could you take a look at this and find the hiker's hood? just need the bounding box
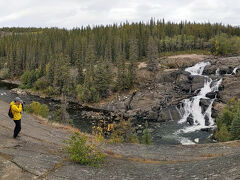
[10,101,16,106]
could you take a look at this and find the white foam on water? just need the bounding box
[185,61,210,76]
[179,137,195,145]
[233,66,240,74]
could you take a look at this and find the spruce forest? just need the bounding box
[1,19,240,103]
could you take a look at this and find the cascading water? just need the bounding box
[233,66,240,74]
[176,61,222,144]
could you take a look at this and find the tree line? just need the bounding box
[0,19,240,103]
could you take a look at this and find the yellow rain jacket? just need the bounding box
[10,101,22,120]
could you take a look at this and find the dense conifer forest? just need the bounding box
[0,19,240,103]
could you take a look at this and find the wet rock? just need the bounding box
[219,66,232,75]
[157,106,181,122]
[193,89,201,95]
[174,72,192,93]
[234,68,240,74]
[191,76,205,92]
[187,114,194,125]
[206,92,217,99]
[199,98,211,113]
[218,84,224,91]
[158,109,170,122]
[201,127,211,132]
[178,83,191,93]
[170,106,182,121]
[209,75,219,81]
[203,65,217,75]
[205,116,210,126]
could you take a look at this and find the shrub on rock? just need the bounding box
[65,132,105,166]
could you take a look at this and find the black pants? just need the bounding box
[13,119,21,138]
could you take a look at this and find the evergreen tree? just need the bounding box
[214,124,230,142]
[147,36,158,72]
[128,36,138,87]
[53,53,71,94]
[115,51,131,91]
[231,108,240,140]
[94,61,112,98]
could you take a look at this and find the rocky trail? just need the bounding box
[1,100,240,179]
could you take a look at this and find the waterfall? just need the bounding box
[176,61,222,144]
[233,66,240,74]
[185,61,210,76]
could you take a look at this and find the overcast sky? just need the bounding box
[0,0,239,28]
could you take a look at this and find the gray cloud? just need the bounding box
[0,0,239,28]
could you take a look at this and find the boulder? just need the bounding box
[157,106,181,122]
[204,115,210,126]
[199,98,212,113]
[191,76,205,92]
[219,66,233,75]
[156,70,177,83]
[158,109,171,122]
[176,74,189,83]
[201,128,211,132]
[187,114,194,125]
[178,83,191,93]
[206,92,217,99]
[203,66,217,75]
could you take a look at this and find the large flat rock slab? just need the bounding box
[0,156,35,180]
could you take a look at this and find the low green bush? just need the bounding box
[141,121,152,145]
[34,77,49,91]
[39,104,49,118]
[65,132,105,166]
[25,101,49,118]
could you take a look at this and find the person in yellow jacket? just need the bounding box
[10,97,23,138]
